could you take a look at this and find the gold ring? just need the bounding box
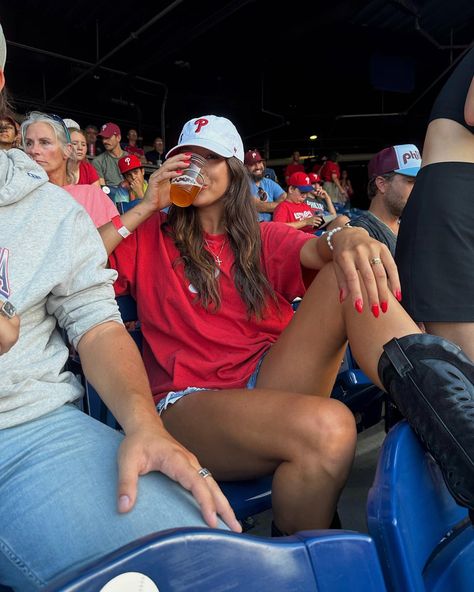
[370,257,382,266]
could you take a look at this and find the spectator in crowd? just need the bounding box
[118,154,148,201]
[319,152,348,207]
[84,123,103,155]
[69,128,101,187]
[305,173,337,216]
[22,112,119,228]
[0,114,18,150]
[146,136,165,166]
[93,122,128,187]
[351,145,420,256]
[396,47,474,361]
[340,169,354,201]
[244,149,285,221]
[312,155,327,175]
[274,172,324,232]
[103,112,474,537]
[0,26,239,592]
[284,150,305,184]
[124,128,146,163]
[263,160,278,183]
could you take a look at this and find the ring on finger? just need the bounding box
[198,467,212,479]
[370,257,382,266]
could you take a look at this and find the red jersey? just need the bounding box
[273,201,316,233]
[124,144,145,158]
[319,160,340,182]
[109,214,315,402]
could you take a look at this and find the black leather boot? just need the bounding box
[378,334,474,511]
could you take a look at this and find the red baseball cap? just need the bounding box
[118,154,143,174]
[244,149,264,165]
[288,172,313,192]
[98,122,121,138]
[308,172,322,184]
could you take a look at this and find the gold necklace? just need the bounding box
[204,238,227,267]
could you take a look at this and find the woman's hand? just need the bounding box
[117,419,242,533]
[143,153,193,211]
[0,303,20,355]
[329,227,401,316]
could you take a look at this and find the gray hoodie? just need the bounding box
[0,149,122,428]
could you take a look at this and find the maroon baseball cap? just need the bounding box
[244,149,264,165]
[98,122,121,138]
[288,172,313,192]
[368,144,421,179]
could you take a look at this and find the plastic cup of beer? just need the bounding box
[170,153,206,207]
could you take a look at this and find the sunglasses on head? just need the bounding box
[47,114,71,143]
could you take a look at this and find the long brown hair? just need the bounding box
[166,157,276,319]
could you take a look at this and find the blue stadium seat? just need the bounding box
[367,420,473,592]
[45,528,387,592]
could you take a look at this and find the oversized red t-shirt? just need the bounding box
[273,201,316,233]
[284,163,305,180]
[109,214,315,402]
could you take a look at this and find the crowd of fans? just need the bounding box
[2,17,474,591]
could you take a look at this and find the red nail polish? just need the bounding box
[371,304,380,318]
[176,169,183,175]
[381,301,388,313]
[355,299,363,313]
[184,152,192,156]
[395,290,402,302]
[339,289,344,303]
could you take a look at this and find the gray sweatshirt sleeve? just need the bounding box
[47,206,123,348]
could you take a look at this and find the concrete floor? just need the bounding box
[245,420,386,537]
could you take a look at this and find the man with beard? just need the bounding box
[244,149,285,221]
[351,144,421,256]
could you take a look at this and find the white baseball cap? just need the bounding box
[166,115,244,162]
[0,25,6,70]
[63,118,81,130]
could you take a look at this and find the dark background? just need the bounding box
[1,0,474,205]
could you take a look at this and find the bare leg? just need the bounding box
[162,389,356,533]
[425,322,474,361]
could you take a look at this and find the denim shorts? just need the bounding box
[156,353,266,415]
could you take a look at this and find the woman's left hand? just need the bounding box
[330,227,401,314]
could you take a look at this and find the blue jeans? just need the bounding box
[0,405,218,591]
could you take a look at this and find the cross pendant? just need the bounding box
[215,255,222,266]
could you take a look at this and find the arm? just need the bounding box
[283,215,322,230]
[0,309,20,355]
[464,76,474,125]
[299,225,400,313]
[77,322,241,532]
[331,172,348,198]
[315,187,337,215]
[98,153,191,255]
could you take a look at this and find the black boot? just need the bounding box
[378,334,474,511]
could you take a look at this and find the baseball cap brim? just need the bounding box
[394,166,420,177]
[295,184,313,192]
[166,137,235,160]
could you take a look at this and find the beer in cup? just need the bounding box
[170,153,206,207]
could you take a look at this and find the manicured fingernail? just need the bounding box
[381,301,388,313]
[176,169,183,175]
[339,289,344,303]
[118,495,130,512]
[355,299,363,313]
[371,304,380,318]
[183,160,191,166]
[184,152,192,156]
[395,290,402,302]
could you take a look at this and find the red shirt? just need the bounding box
[109,214,315,402]
[319,160,340,182]
[284,163,305,180]
[78,160,100,185]
[124,144,145,158]
[273,201,316,233]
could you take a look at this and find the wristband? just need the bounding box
[111,215,131,239]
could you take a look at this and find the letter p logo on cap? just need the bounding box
[194,118,209,134]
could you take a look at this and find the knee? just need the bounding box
[293,398,357,471]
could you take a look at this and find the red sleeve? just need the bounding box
[259,222,316,300]
[272,202,290,223]
[108,232,138,297]
[79,161,100,184]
